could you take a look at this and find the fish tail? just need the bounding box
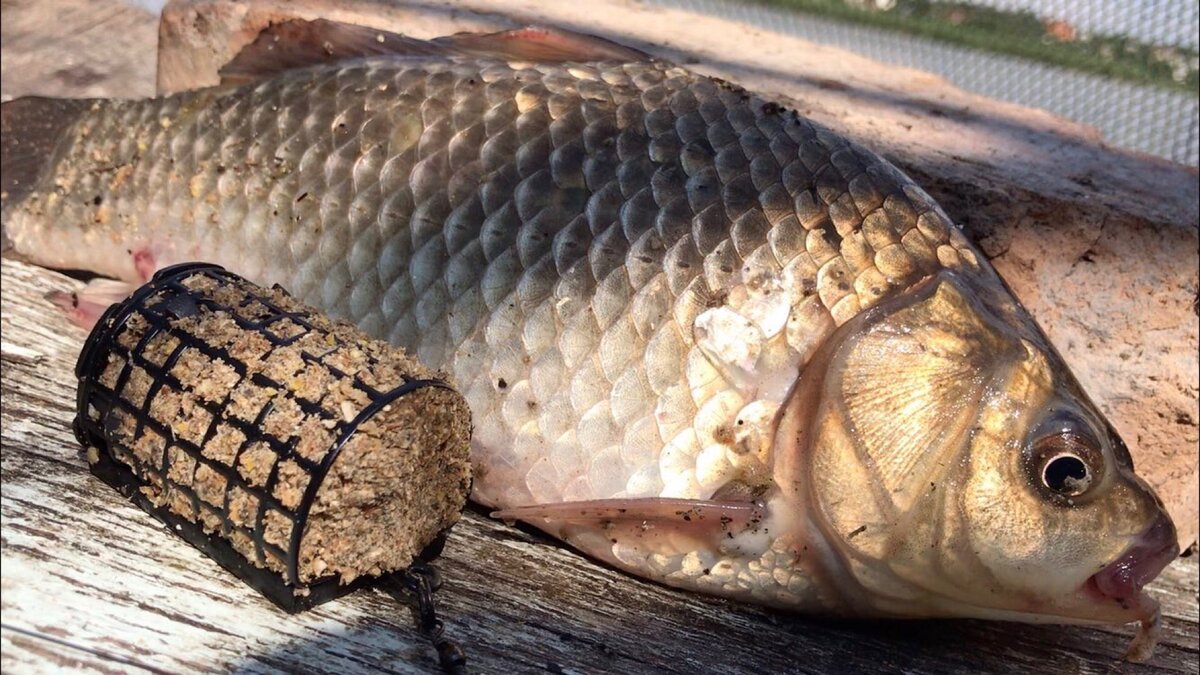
[1,96,94,254]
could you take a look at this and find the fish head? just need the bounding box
[774,269,1177,628]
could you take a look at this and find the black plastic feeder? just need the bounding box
[73,263,473,671]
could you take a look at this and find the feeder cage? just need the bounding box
[73,263,473,612]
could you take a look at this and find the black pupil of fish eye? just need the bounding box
[1043,454,1089,493]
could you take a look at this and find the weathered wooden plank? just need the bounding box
[4,257,1197,674]
[0,0,157,99]
[0,626,163,675]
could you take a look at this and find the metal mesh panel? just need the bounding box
[964,1,1198,50]
[652,0,1200,166]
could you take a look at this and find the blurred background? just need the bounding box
[89,0,1200,166]
[647,0,1199,166]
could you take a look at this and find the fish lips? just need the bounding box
[1085,516,1178,613]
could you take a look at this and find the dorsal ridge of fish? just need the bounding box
[218,18,656,87]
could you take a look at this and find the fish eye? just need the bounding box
[1026,412,1105,503]
[1042,453,1090,495]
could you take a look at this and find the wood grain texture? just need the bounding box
[1,0,1197,672]
[2,256,1199,671]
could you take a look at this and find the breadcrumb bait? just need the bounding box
[76,264,473,591]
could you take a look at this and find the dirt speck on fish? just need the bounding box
[0,17,1178,660]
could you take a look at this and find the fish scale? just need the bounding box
[7,54,980,601]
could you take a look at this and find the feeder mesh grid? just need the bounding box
[75,264,471,603]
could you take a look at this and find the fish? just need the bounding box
[0,18,1179,659]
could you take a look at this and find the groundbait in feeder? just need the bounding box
[73,263,473,668]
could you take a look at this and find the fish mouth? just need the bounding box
[1083,516,1178,616]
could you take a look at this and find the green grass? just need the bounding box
[748,0,1199,94]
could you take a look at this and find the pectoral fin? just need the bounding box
[493,498,769,568]
[47,278,137,329]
